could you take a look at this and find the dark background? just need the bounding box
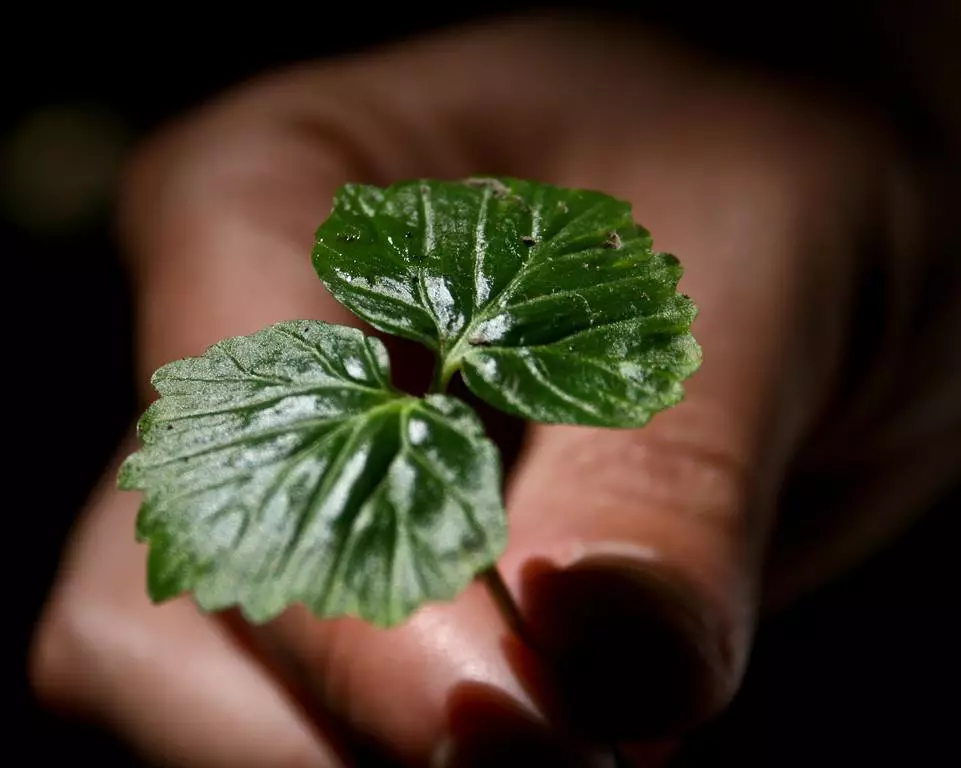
[7,4,958,765]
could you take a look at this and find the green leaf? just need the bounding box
[118,320,506,626]
[313,177,700,427]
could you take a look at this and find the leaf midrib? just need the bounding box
[435,194,649,381]
[441,285,691,383]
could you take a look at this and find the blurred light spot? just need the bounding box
[1,104,131,235]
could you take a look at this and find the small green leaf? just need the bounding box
[119,320,506,626]
[313,178,700,427]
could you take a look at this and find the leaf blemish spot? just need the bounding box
[604,231,623,249]
[464,177,510,198]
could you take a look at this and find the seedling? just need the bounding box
[118,178,700,630]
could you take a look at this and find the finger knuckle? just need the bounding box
[554,423,753,537]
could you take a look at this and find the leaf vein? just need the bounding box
[267,417,366,578]
[138,413,353,470]
[272,326,351,380]
[400,407,488,553]
[474,186,492,308]
[522,354,602,419]
[500,275,659,314]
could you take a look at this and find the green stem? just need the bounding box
[432,346,626,757]
[480,566,529,643]
[483,566,630,766]
[428,360,455,394]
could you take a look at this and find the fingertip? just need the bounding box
[520,553,744,742]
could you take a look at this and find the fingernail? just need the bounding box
[523,552,739,741]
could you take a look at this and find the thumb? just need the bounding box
[496,130,874,742]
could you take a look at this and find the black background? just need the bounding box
[7,3,958,765]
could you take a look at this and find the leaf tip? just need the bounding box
[145,546,188,605]
[116,454,139,490]
[230,596,284,625]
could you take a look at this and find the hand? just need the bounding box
[31,12,961,766]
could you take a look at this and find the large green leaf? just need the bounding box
[313,178,701,427]
[119,320,506,626]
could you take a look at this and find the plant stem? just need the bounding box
[431,350,628,765]
[428,363,445,394]
[482,570,631,768]
[480,566,529,642]
[428,361,455,394]
[482,568,631,767]
[429,361,529,647]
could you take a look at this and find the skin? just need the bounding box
[29,12,960,767]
